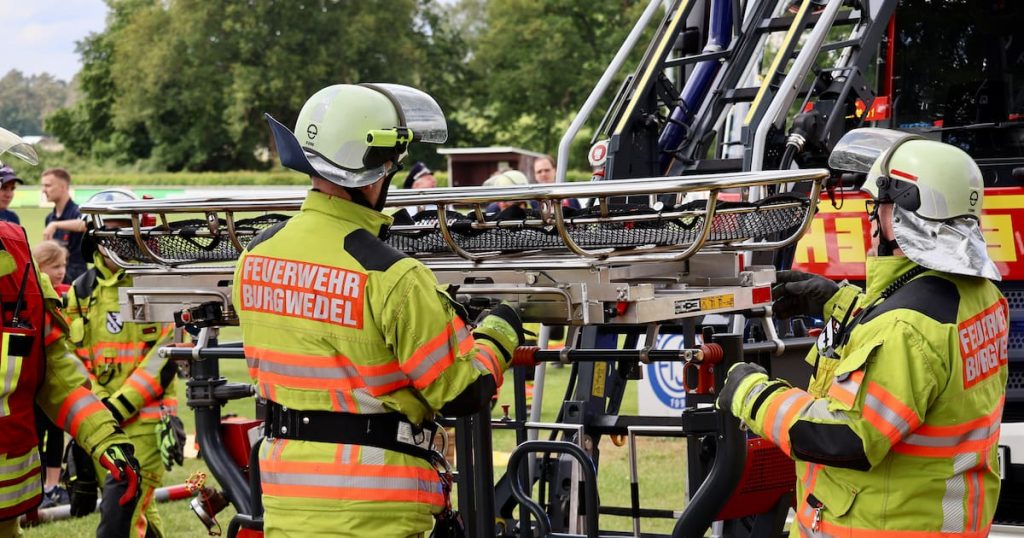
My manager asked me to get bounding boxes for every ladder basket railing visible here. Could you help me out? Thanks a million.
[81,168,826,270]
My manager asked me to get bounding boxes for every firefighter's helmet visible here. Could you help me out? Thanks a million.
[266,84,448,189]
[829,128,1000,280]
[81,189,140,264]
[482,169,529,187]
[86,188,139,228]
[0,126,38,165]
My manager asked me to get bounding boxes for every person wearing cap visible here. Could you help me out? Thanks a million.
[717,129,1006,537]
[64,189,178,537]
[403,161,437,190]
[41,168,87,282]
[0,165,23,224]
[242,83,524,536]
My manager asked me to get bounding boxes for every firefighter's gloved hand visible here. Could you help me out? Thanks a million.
[472,302,524,368]
[717,362,768,417]
[487,302,524,347]
[772,270,839,319]
[99,444,141,506]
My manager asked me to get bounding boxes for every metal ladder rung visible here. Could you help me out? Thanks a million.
[758,10,863,32]
[664,48,733,69]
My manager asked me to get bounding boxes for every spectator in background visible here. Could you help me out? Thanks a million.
[41,168,87,282]
[0,164,24,224]
[403,161,437,189]
[31,239,72,508]
[533,154,580,209]
[484,169,533,213]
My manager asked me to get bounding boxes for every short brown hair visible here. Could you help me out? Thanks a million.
[42,168,71,183]
[32,240,68,268]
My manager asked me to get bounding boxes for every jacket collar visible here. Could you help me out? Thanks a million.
[864,255,920,300]
[301,190,393,236]
[93,251,125,286]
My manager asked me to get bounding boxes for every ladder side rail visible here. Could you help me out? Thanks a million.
[556,0,668,184]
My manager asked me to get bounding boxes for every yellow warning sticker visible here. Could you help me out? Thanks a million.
[592,362,607,397]
[700,293,735,311]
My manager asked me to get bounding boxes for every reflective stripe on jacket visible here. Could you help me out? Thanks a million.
[233,191,516,521]
[0,222,126,519]
[733,256,1006,536]
[65,260,176,424]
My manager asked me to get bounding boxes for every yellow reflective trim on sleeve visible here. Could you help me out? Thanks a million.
[0,333,25,417]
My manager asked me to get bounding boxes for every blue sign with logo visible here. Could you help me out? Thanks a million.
[645,334,689,409]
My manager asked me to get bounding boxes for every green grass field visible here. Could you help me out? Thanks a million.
[15,203,689,537]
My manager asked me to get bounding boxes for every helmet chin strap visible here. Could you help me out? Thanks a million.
[343,166,402,212]
[869,202,901,256]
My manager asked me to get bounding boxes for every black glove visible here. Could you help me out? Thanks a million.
[486,302,525,347]
[772,270,839,319]
[65,441,98,517]
[717,362,767,416]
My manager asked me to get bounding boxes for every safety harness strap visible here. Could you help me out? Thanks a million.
[263,400,439,461]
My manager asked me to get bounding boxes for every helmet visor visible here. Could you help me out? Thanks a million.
[0,126,38,166]
[828,128,919,174]
[364,84,448,144]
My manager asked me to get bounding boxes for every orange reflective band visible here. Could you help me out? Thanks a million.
[245,346,409,397]
[134,487,155,538]
[826,370,863,408]
[862,382,919,445]
[403,320,471,390]
[57,387,106,438]
[893,398,1003,457]
[762,388,811,454]
[796,515,991,537]
[125,369,163,402]
[259,458,443,506]
[777,393,814,455]
[473,346,503,387]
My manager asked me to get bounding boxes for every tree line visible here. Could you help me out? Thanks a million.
[3,0,646,173]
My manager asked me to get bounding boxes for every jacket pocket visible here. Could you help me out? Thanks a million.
[803,470,860,537]
[825,339,882,412]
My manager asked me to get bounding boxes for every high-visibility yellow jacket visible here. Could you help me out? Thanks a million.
[64,257,176,427]
[730,256,1007,537]
[233,191,519,536]
[0,222,127,520]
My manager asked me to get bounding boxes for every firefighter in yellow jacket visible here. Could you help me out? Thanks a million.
[0,124,140,538]
[65,190,176,538]
[719,129,1007,537]
[235,84,523,537]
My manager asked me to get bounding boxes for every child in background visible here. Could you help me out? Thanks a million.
[31,239,72,507]
[33,239,70,296]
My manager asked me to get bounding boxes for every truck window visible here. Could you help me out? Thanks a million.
[892,0,1024,187]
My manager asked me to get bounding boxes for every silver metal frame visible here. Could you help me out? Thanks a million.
[82,168,826,270]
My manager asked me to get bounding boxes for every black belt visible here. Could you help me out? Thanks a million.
[264,400,440,461]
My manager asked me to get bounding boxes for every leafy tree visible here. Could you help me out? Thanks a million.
[0,70,70,135]
[464,0,646,162]
[46,0,155,164]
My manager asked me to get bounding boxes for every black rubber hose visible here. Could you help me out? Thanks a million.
[671,411,747,538]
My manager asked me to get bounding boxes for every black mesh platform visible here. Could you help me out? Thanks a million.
[93,194,809,265]
[96,214,290,265]
[388,194,809,255]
